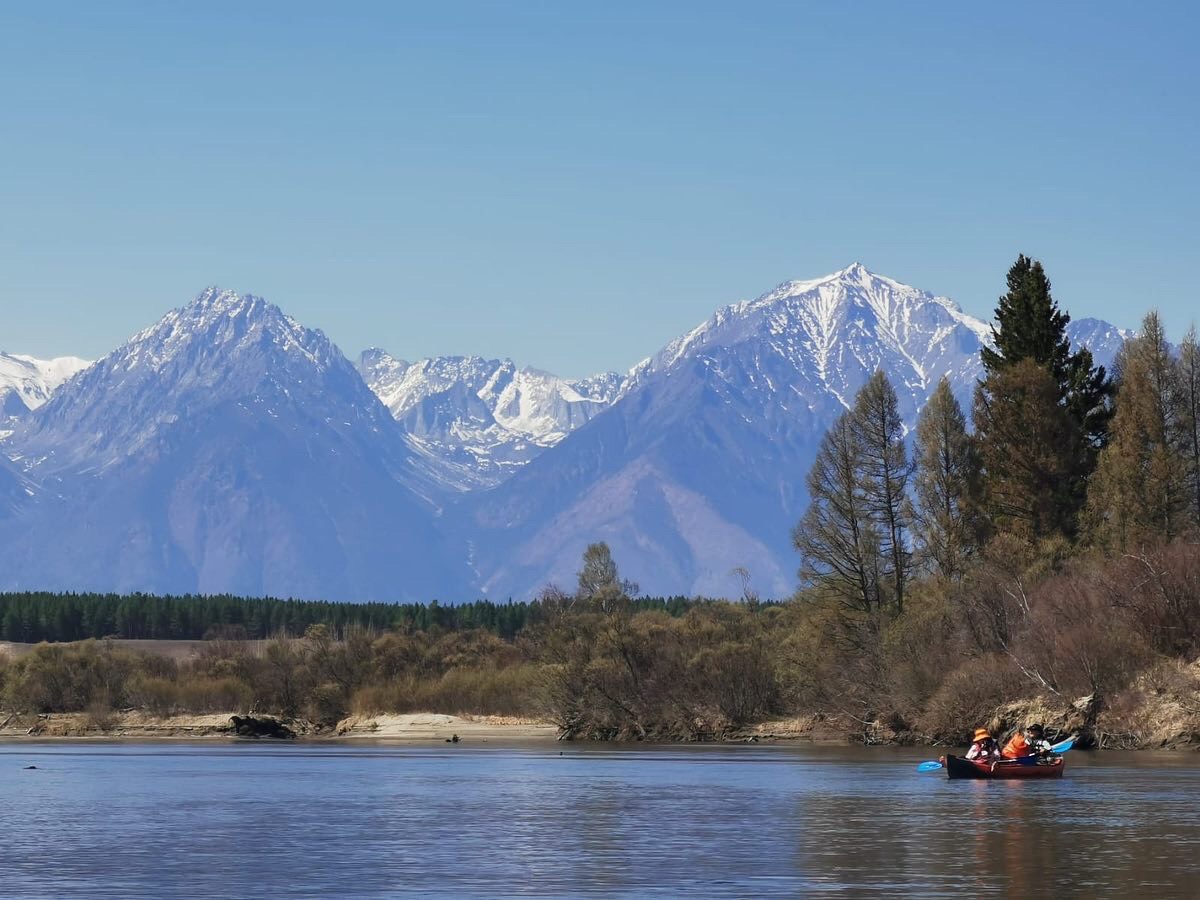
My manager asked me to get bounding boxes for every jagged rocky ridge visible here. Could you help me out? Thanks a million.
[358,351,624,490]
[0,268,1130,600]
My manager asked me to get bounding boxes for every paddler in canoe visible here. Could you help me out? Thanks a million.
[1001,722,1051,759]
[964,727,1001,762]
[917,724,1072,777]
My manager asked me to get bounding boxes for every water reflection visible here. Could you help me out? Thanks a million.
[0,743,1197,897]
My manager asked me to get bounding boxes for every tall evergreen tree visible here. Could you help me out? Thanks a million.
[976,255,1113,537]
[912,377,984,580]
[981,255,1074,380]
[974,359,1078,539]
[1086,312,1187,549]
[1176,326,1200,532]
[851,371,913,612]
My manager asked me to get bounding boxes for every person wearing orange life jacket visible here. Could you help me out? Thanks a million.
[1002,723,1051,759]
[965,727,1000,761]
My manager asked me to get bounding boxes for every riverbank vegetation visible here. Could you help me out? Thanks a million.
[785,254,1200,749]
[2,256,1199,748]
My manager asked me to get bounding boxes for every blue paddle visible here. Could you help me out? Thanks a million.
[915,735,1076,772]
[1050,736,1075,753]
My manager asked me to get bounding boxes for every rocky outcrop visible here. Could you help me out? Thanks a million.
[228,715,296,739]
[990,694,1102,748]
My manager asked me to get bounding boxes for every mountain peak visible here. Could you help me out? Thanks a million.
[834,261,870,278]
[112,287,334,379]
[759,262,913,309]
[173,287,273,326]
[180,287,288,330]
[10,287,385,477]
[634,265,991,387]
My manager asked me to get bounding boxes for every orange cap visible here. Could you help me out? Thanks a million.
[973,728,991,741]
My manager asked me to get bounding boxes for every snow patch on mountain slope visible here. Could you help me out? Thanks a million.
[0,351,91,415]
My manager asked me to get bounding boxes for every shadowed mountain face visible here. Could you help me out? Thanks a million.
[0,289,469,601]
[0,457,25,518]
[459,264,1127,600]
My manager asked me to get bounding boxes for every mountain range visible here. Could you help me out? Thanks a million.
[0,266,1131,601]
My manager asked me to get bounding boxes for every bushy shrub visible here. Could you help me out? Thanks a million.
[3,641,143,712]
[175,676,252,713]
[921,655,1026,742]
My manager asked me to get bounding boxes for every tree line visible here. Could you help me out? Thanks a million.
[0,547,785,739]
[0,591,716,644]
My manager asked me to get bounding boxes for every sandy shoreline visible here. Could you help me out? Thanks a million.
[2,709,1196,749]
[0,711,559,742]
[333,713,558,742]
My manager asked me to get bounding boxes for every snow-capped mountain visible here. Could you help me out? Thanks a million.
[0,269,1131,602]
[0,351,90,417]
[631,262,991,417]
[359,350,624,490]
[462,264,1127,600]
[0,288,470,601]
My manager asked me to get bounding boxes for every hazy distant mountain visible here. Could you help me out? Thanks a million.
[359,350,624,490]
[461,264,1128,600]
[0,289,469,601]
[0,351,90,417]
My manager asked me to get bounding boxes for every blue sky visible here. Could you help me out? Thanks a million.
[2,2,1196,376]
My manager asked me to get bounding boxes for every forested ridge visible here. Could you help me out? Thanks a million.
[3,255,1200,747]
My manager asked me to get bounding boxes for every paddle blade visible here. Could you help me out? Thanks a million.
[1051,736,1076,754]
[916,761,944,772]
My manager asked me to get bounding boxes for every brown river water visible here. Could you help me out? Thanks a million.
[1,742,1198,897]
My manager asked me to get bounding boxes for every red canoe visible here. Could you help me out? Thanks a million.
[942,754,1065,780]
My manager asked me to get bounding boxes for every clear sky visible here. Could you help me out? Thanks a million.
[2,1,1196,376]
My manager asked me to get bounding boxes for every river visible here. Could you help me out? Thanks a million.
[1,742,1197,897]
